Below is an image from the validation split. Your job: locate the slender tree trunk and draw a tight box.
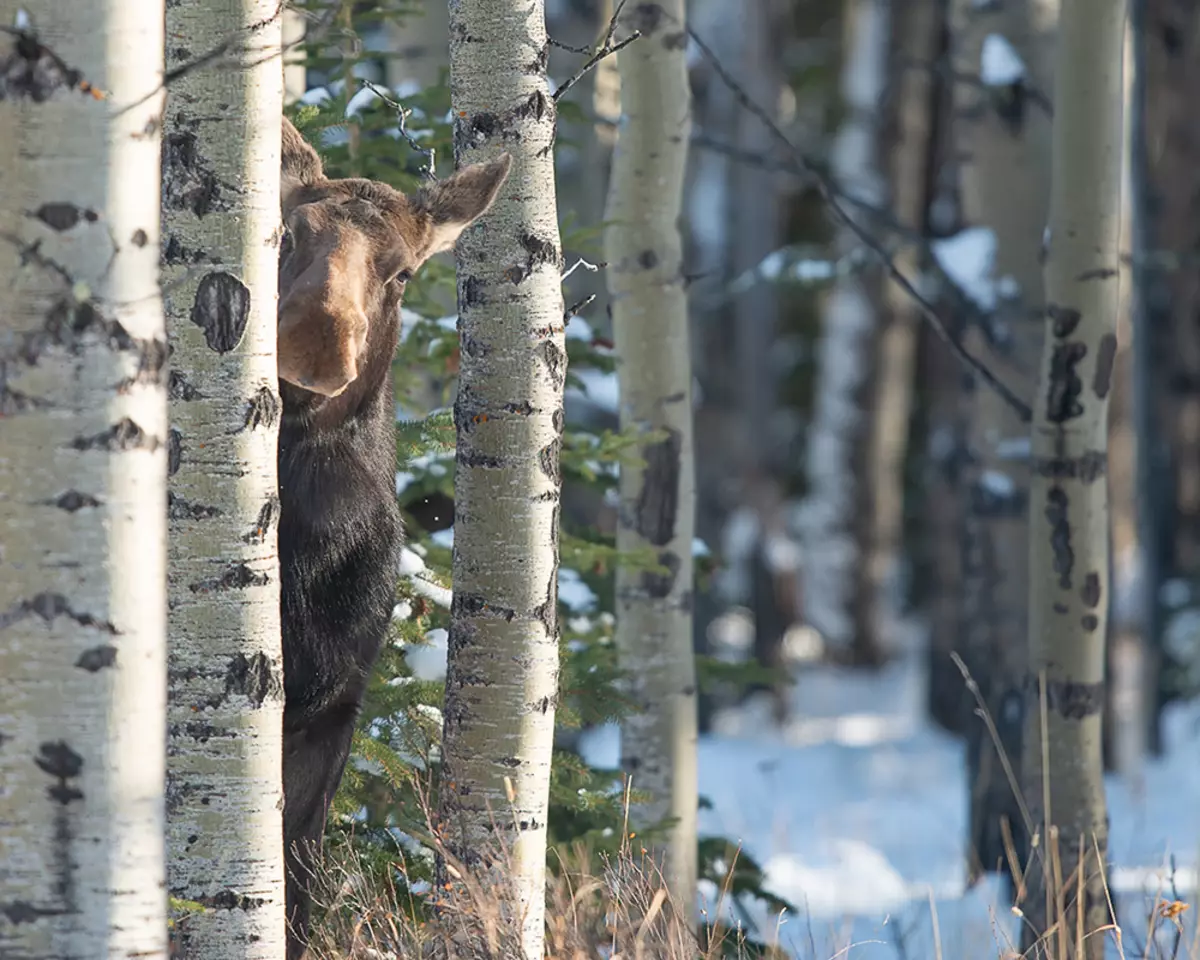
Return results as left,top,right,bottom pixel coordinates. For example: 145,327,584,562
799,0,890,665
1021,0,1123,951
161,4,287,958
949,0,1054,888
856,0,941,666
283,4,307,104
436,2,565,955
604,0,698,914
0,3,169,957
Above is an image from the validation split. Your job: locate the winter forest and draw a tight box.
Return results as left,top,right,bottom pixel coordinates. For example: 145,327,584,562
0,0,1191,957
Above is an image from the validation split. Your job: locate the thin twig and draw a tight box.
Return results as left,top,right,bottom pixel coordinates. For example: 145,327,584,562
552,0,641,103
682,19,1034,423
361,80,438,181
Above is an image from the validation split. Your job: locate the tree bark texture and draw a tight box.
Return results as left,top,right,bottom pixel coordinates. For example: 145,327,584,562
437,2,566,956
949,0,1054,888
604,0,698,913
161,4,288,957
1021,0,1123,951
799,0,890,664
0,2,169,957
855,0,941,667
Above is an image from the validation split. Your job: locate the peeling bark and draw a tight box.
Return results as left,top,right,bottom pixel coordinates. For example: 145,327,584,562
162,2,287,958
1021,0,1123,950
604,0,698,913
435,3,566,956
0,2,169,957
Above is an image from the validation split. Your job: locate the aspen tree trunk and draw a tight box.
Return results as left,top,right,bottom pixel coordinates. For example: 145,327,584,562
0,3,168,957
948,0,1054,887
437,2,565,955
799,0,889,664
856,0,940,667
1021,0,1123,950
161,4,287,958
283,4,307,105
604,0,697,913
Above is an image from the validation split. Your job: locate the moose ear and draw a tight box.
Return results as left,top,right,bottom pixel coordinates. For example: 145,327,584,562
281,116,324,212
413,153,513,258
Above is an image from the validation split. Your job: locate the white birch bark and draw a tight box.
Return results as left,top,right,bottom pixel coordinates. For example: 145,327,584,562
1022,0,1124,949
949,0,1055,886
604,0,697,914
0,2,168,957
161,4,287,957
798,0,889,661
437,2,566,956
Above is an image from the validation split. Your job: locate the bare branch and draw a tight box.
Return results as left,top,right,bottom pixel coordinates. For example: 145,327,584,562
681,18,1034,423
552,0,642,103
360,80,438,181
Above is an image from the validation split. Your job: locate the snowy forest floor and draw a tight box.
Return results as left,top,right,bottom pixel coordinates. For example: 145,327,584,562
578,618,1200,959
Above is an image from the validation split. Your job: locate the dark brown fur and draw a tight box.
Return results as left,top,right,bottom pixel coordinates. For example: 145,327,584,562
277,117,509,959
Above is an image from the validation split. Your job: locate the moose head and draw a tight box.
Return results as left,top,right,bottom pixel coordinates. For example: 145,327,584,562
277,117,511,399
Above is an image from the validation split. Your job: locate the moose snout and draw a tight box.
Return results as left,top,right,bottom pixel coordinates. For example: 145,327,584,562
277,289,369,398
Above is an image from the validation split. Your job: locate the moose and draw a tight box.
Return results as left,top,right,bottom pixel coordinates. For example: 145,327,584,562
276,116,510,958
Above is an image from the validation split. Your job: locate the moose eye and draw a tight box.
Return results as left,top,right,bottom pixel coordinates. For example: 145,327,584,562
393,269,412,285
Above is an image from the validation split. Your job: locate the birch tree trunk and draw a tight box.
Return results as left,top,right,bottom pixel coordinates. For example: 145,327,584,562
949,0,1054,888
799,0,890,664
0,3,168,957
436,2,565,955
604,0,697,914
856,0,940,667
283,4,307,105
161,4,287,958
1022,0,1123,949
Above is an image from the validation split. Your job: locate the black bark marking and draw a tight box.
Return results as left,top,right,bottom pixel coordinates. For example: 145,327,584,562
461,276,487,310
1053,602,1069,614
0,29,90,102
187,890,266,911
459,449,504,469
224,652,281,707
643,549,681,599
538,439,562,485
35,740,84,804
662,29,687,49
240,385,280,431
1048,304,1082,338
163,131,224,217
168,428,183,476
1093,333,1117,399
242,495,280,544
75,645,117,672
168,369,203,401
635,430,682,546
1081,572,1102,608
1081,614,1100,632
1045,488,1074,589
504,399,534,416
20,299,166,385
551,406,565,435
1046,342,1087,422
131,228,148,247
2,900,65,924
451,592,518,622
1032,451,1106,483
188,562,269,594
1076,267,1117,282
539,340,565,390
70,417,159,453
0,592,118,634
33,203,96,231
637,248,659,270
163,235,216,265
1027,675,1104,719
167,491,221,520
50,490,101,511
190,271,250,353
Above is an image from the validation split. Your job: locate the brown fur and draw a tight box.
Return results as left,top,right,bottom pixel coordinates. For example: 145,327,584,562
276,117,510,960
279,117,511,396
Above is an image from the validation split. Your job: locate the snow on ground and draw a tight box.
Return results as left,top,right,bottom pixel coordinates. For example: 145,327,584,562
578,623,1200,958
